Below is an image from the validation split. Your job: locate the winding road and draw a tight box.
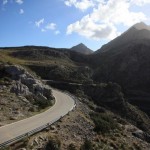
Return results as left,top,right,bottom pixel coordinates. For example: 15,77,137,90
0,89,75,146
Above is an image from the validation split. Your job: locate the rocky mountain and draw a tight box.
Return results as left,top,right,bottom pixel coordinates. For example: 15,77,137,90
70,43,93,55
90,22,150,115
96,22,150,53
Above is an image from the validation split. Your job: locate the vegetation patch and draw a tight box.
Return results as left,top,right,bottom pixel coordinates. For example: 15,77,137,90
45,136,61,150
35,97,53,109
80,139,93,150
90,112,118,134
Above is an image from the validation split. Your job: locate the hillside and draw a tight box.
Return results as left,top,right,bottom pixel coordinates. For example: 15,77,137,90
0,46,91,83
14,95,150,150
71,43,93,55
90,22,150,115
1,39,150,117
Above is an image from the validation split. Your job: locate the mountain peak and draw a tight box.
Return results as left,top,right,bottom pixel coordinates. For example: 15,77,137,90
76,43,89,49
75,43,87,48
132,22,150,30
71,43,93,55
96,22,150,53
78,43,85,46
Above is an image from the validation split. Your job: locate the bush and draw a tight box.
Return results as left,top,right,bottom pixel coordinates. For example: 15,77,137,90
45,136,61,150
35,98,53,109
80,139,93,150
90,113,118,134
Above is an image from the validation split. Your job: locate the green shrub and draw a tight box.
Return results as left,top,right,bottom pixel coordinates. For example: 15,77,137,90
90,113,118,134
35,98,53,109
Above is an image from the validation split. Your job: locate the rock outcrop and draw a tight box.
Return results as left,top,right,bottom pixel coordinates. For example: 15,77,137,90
5,65,53,101
10,81,31,95
132,130,150,143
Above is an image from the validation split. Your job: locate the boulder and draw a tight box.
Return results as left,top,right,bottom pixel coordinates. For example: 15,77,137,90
50,125,56,130
43,85,52,100
0,85,6,90
10,116,18,120
10,81,30,95
18,96,30,103
34,137,39,145
132,130,144,139
132,130,150,142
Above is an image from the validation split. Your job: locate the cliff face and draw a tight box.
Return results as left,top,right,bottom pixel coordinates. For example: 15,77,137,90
5,65,53,101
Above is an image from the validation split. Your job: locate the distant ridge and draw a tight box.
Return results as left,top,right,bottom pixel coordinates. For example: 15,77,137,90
71,43,93,55
96,22,150,53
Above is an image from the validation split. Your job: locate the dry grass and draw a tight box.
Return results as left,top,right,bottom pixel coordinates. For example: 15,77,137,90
0,50,76,68
0,50,25,64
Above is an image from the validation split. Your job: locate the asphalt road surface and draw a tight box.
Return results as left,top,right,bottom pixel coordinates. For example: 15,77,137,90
0,89,75,145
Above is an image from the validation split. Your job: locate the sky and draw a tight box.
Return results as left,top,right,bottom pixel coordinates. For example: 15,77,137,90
0,0,150,51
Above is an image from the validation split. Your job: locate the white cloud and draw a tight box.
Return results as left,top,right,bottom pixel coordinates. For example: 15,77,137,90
45,23,56,30
90,0,146,26
19,9,24,14
67,16,120,40
66,0,147,40
3,0,8,5
15,0,23,5
35,18,45,28
131,0,150,6
41,28,46,32
36,21,59,34
55,30,60,35
65,0,95,11
2,0,24,5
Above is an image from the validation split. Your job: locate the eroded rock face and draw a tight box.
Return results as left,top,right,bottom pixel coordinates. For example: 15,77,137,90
10,81,31,95
35,93,47,102
5,65,52,101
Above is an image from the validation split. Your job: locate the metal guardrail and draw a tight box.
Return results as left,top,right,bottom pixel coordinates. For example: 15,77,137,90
0,117,60,149
0,90,76,149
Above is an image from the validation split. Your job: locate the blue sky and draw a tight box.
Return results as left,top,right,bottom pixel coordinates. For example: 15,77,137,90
0,0,150,51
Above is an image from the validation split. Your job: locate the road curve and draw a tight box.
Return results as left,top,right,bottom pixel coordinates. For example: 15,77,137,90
0,89,75,145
